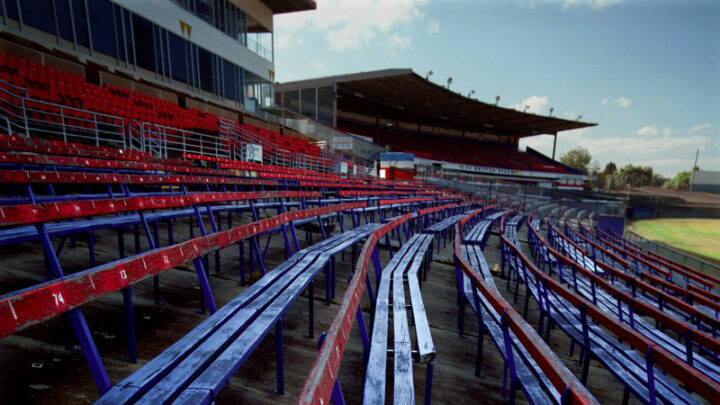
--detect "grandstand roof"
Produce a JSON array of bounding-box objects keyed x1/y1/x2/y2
[
  {"x1": 277, "y1": 69, "x2": 596, "y2": 137},
  {"x1": 261, "y1": 0, "x2": 316, "y2": 13}
]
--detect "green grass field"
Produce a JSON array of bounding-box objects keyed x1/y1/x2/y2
[{"x1": 628, "y1": 218, "x2": 720, "y2": 263}]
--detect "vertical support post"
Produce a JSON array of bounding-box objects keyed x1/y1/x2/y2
[{"x1": 275, "y1": 318, "x2": 285, "y2": 395}]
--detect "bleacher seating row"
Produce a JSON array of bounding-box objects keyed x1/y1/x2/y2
[
  {"x1": 513, "y1": 212, "x2": 720, "y2": 403},
  {"x1": 0, "y1": 134, "x2": 490, "y2": 402},
  {"x1": 0, "y1": 52, "x2": 363, "y2": 174}
]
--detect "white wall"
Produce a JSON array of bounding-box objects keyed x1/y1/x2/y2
[{"x1": 112, "y1": 0, "x2": 274, "y2": 81}]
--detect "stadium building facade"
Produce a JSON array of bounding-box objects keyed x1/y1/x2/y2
[{"x1": 0, "y1": 0, "x2": 314, "y2": 114}]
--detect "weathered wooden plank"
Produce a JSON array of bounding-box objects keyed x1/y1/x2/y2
[
  {"x1": 0, "y1": 170, "x2": 277, "y2": 187},
  {"x1": 392, "y1": 236, "x2": 420, "y2": 405},
  {"x1": 407, "y1": 234, "x2": 435, "y2": 363},
  {"x1": 0, "y1": 203, "x2": 366, "y2": 338},
  {"x1": 0, "y1": 191, "x2": 319, "y2": 226}
]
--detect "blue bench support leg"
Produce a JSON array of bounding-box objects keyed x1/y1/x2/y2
[
  {"x1": 139, "y1": 212, "x2": 163, "y2": 305},
  {"x1": 472, "y1": 287, "x2": 486, "y2": 377},
  {"x1": 36, "y1": 223, "x2": 111, "y2": 394},
  {"x1": 123, "y1": 287, "x2": 137, "y2": 363},
  {"x1": 424, "y1": 364, "x2": 434, "y2": 405},
  {"x1": 239, "y1": 241, "x2": 245, "y2": 286},
  {"x1": 331, "y1": 256, "x2": 336, "y2": 299},
  {"x1": 325, "y1": 262, "x2": 331, "y2": 306},
  {"x1": 192, "y1": 258, "x2": 217, "y2": 314},
  {"x1": 274, "y1": 318, "x2": 285, "y2": 395},
  {"x1": 356, "y1": 306, "x2": 370, "y2": 372},
  {"x1": 317, "y1": 332, "x2": 345, "y2": 405},
  {"x1": 579, "y1": 303, "x2": 592, "y2": 384},
  {"x1": 500, "y1": 312, "x2": 519, "y2": 404},
  {"x1": 305, "y1": 280, "x2": 315, "y2": 339},
  {"x1": 646, "y1": 346, "x2": 656, "y2": 405}
]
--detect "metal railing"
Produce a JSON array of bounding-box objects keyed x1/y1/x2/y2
[
  {"x1": 0, "y1": 78, "x2": 126, "y2": 147},
  {"x1": 624, "y1": 229, "x2": 720, "y2": 276},
  {"x1": 0, "y1": 77, "x2": 375, "y2": 176}
]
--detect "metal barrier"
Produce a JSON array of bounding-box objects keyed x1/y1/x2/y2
[
  {"x1": 0, "y1": 77, "x2": 374, "y2": 175},
  {"x1": 624, "y1": 230, "x2": 720, "y2": 276},
  {"x1": 0, "y1": 78, "x2": 126, "y2": 147}
]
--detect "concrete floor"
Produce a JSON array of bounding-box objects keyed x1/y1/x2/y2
[{"x1": 0, "y1": 213, "x2": 707, "y2": 404}]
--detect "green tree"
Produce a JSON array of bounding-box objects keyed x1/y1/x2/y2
[
  {"x1": 662, "y1": 171, "x2": 691, "y2": 190},
  {"x1": 559, "y1": 147, "x2": 593, "y2": 174},
  {"x1": 603, "y1": 162, "x2": 617, "y2": 174},
  {"x1": 614, "y1": 164, "x2": 656, "y2": 188}
]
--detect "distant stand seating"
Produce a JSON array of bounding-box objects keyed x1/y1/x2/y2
[
  {"x1": 0, "y1": 52, "x2": 336, "y2": 169},
  {"x1": 338, "y1": 121, "x2": 575, "y2": 174}
]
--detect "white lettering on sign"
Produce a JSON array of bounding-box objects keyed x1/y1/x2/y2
[
  {"x1": 120, "y1": 270, "x2": 128, "y2": 280},
  {"x1": 332, "y1": 137, "x2": 353, "y2": 150}
]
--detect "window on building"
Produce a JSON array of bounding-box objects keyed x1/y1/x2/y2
[
  {"x1": 55, "y1": 0, "x2": 74, "y2": 41},
  {"x1": 132, "y1": 14, "x2": 155, "y2": 71},
  {"x1": 71, "y1": 0, "x2": 89, "y2": 47},
  {"x1": 198, "y1": 47, "x2": 213, "y2": 92},
  {"x1": 317, "y1": 86, "x2": 334, "y2": 126},
  {"x1": 300, "y1": 88, "x2": 316, "y2": 118},
  {"x1": 222, "y1": 58, "x2": 237, "y2": 101},
  {"x1": 88, "y1": 0, "x2": 117, "y2": 57},
  {"x1": 168, "y1": 32, "x2": 187, "y2": 83},
  {"x1": 21, "y1": 0, "x2": 57, "y2": 34}
]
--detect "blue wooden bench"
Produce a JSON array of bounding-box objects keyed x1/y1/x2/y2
[
  {"x1": 364, "y1": 233, "x2": 435, "y2": 405},
  {"x1": 425, "y1": 213, "x2": 466, "y2": 254},
  {"x1": 458, "y1": 243, "x2": 573, "y2": 404},
  {"x1": 503, "y1": 238, "x2": 702, "y2": 404},
  {"x1": 97, "y1": 222, "x2": 381, "y2": 404},
  {"x1": 462, "y1": 219, "x2": 492, "y2": 248}
]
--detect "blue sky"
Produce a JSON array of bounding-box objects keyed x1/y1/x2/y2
[{"x1": 274, "y1": 0, "x2": 720, "y2": 177}]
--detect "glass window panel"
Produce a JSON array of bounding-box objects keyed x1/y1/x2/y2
[
  {"x1": 300, "y1": 88, "x2": 316, "y2": 118},
  {"x1": 71, "y1": 0, "x2": 89, "y2": 47},
  {"x1": 88, "y1": 0, "x2": 116, "y2": 57},
  {"x1": 132, "y1": 14, "x2": 155, "y2": 71},
  {"x1": 5, "y1": 0, "x2": 19, "y2": 19},
  {"x1": 21, "y1": 0, "x2": 57, "y2": 34},
  {"x1": 55, "y1": 0, "x2": 73, "y2": 41},
  {"x1": 168, "y1": 32, "x2": 187, "y2": 82},
  {"x1": 317, "y1": 85, "x2": 334, "y2": 126},
  {"x1": 283, "y1": 90, "x2": 299, "y2": 113},
  {"x1": 198, "y1": 47, "x2": 213, "y2": 92},
  {"x1": 222, "y1": 59, "x2": 236, "y2": 100}
]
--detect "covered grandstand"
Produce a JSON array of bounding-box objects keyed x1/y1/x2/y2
[{"x1": 276, "y1": 69, "x2": 596, "y2": 188}]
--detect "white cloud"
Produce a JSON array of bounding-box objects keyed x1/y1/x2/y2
[
  {"x1": 601, "y1": 97, "x2": 610, "y2": 104},
  {"x1": 426, "y1": 21, "x2": 439, "y2": 35},
  {"x1": 384, "y1": 33, "x2": 412, "y2": 51},
  {"x1": 528, "y1": 0, "x2": 623, "y2": 10},
  {"x1": 577, "y1": 134, "x2": 708, "y2": 156},
  {"x1": 511, "y1": 95, "x2": 550, "y2": 114},
  {"x1": 662, "y1": 127, "x2": 672, "y2": 136},
  {"x1": 613, "y1": 96, "x2": 632, "y2": 107},
  {"x1": 689, "y1": 122, "x2": 712, "y2": 132},
  {"x1": 276, "y1": 0, "x2": 428, "y2": 51},
  {"x1": 637, "y1": 125, "x2": 658, "y2": 136}
]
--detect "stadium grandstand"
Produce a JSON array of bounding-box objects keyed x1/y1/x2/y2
[
  {"x1": 0, "y1": 1, "x2": 718, "y2": 405},
  {"x1": 276, "y1": 69, "x2": 595, "y2": 190}
]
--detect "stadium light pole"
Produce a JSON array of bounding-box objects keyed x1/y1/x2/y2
[
  {"x1": 446, "y1": 77, "x2": 452, "y2": 89},
  {"x1": 468, "y1": 90, "x2": 475, "y2": 98},
  {"x1": 549, "y1": 107, "x2": 554, "y2": 117},
  {"x1": 523, "y1": 105, "x2": 530, "y2": 113},
  {"x1": 426, "y1": 70, "x2": 433, "y2": 80},
  {"x1": 495, "y1": 95, "x2": 500, "y2": 106}
]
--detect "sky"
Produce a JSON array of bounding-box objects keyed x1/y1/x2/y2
[{"x1": 274, "y1": 0, "x2": 720, "y2": 177}]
